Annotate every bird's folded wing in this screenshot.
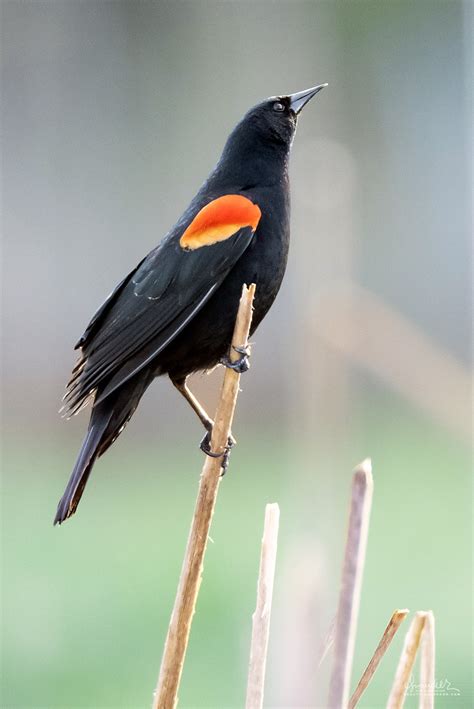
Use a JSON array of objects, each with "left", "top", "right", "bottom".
[
  {"left": 63, "top": 216, "right": 257, "bottom": 415},
  {"left": 74, "top": 256, "right": 147, "bottom": 351}
]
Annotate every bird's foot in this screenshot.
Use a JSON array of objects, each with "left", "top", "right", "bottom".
[
  {"left": 220, "top": 345, "right": 251, "bottom": 374},
  {"left": 199, "top": 431, "right": 236, "bottom": 475}
]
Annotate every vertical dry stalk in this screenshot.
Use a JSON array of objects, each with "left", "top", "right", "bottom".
[
  {"left": 152, "top": 283, "right": 256, "bottom": 709},
  {"left": 245, "top": 503, "right": 280, "bottom": 709},
  {"left": 387, "top": 611, "right": 427, "bottom": 709},
  {"left": 419, "top": 611, "right": 435, "bottom": 709},
  {"left": 348, "top": 609, "right": 409, "bottom": 708},
  {"left": 328, "top": 459, "right": 374, "bottom": 708}
]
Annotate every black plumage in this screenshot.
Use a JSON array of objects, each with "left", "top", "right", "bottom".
[{"left": 55, "top": 84, "right": 327, "bottom": 524}]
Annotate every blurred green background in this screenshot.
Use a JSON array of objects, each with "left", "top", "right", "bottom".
[{"left": 1, "top": 1, "right": 472, "bottom": 708}]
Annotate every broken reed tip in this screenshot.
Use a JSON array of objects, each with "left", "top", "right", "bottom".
[
  {"left": 354, "top": 458, "right": 372, "bottom": 477},
  {"left": 353, "top": 459, "right": 374, "bottom": 493},
  {"left": 266, "top": 502, "right": 280, "bottom": 512}
]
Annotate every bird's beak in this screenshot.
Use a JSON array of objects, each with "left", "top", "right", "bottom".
[{"left": 289, "top": 83, "right": 328, "bottom": 114}]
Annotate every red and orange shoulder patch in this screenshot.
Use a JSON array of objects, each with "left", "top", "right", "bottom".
[{"left": 180, "top": 194, "right": 261, "bottom": 250}]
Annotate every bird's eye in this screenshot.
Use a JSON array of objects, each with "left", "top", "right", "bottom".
[{"left": 273, "top": 101, "right": 285, "bottom": 112}]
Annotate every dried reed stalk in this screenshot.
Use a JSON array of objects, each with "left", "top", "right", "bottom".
[
  {"left": 348, "top": 609, "right": 409, "bottom": 708},
  {"left": 419, "top": 611, "right": 435, "bottom": 709},
  {"left": 387, "top": 611, "right": 427, "bottom": 709},
  {"left": 152, "top": 283, "right": 256, "bottom": 709},
  {"left": 327, "top": 459, "right": 374, "bottom": 708},
  {"left": 245, "top": 503, "right": 280, "bottom": 709}
]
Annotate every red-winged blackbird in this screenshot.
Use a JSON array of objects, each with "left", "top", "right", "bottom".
[{"left": 55, "top": 84, "right": 327, "bottom": 524}]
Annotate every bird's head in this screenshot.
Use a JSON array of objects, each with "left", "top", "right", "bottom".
[
  {"left": 245, "top": 84, "right": 328, "bottom": 146},
  {"left": 215, "top": 84, "right": 327, "bottom": 186}
]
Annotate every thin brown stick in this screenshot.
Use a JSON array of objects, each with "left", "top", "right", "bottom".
[
  {"left": 348, "top": 609, "right": 409, "bottom": 708},
  {"left": 152, "top": 283, "right": 256, "bottom": 709},
  {"left": 327, "top": 459, "right": 374, "bottom": 709},
  {"left": 387, "top": 611, "right": 427, "bottom": 709},
  {"left": 245, "top": 503, "right": 280, "bottom": 709},
  {"left": 314, "top": 284, "right": 470, "bottom": 440},
  {"left": 419, "top": 611, "right": 435, "bottom": 709}
]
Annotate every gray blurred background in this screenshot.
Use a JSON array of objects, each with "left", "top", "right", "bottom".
[{"left": 1, "top": 1, "right": 472, "bottom": 707}]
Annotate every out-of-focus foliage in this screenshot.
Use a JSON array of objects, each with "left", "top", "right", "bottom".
[{"left": 2, "top": 405, "right": 471, "bottom": 707}]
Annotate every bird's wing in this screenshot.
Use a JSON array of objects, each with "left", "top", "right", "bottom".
[
  {"left": 74, "top": 256, "right": 147, "bottom": 350},
  {"left": 63, "top": 194, "right": 261, "bottom": 415}
]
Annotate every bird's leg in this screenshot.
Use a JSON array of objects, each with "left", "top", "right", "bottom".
[
  {"left": 171, "top": 375, "right": 214, "bottom": 432},
  {"left": 219, "top": 344, "right": 251, "bottom": 374},
  {"left": 170, "top": 376, "right": 235, "bottom": 471}
]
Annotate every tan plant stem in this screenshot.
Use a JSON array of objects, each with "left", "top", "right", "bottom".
[
  {"left": 327, "top": 459, "right": 374, "bottom": 708},
  {"left": 348, "top": 609, "right": 409, "bottom": 708},
  {"left": 245, "top": 502, "right": 280, "bottom": 709},
  {"left": 387, "top": 611, "right": 427, "bottom": 709},
  {"left": 152, "top": 283, "right": 256, "bottom": 709},
  {"left": 419, "top": 611, "right": 435, "bottom": 709}
]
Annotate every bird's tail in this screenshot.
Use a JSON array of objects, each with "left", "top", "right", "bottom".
[
  {"left": 54, "top": 370, "right": 154, "bottom": 525},
  {"left": 54, "top": 408, "right": 112, "bottom": 525}
]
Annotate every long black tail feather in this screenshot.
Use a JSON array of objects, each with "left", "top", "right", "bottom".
[
  {"left": 54, "top": 410, "right": 112, "bottom": 525},
  {"left": 55, "top": 370, "right": 154, "bottom": 525}
]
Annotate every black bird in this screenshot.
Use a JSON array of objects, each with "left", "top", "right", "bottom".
[{"left": 55, "top": 84, "right": 327, "bottom": 524}]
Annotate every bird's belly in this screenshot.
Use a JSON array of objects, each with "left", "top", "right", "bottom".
[{"left": 158, "top": 228, "right": 289, "bottom": 380}]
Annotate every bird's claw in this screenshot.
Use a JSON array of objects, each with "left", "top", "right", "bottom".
[
  {"left": 199, "top": 431, "right": 236, "bottom": 475},
  {"left": 220, "top": 345, "right": 251, "bottom": 374}
]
